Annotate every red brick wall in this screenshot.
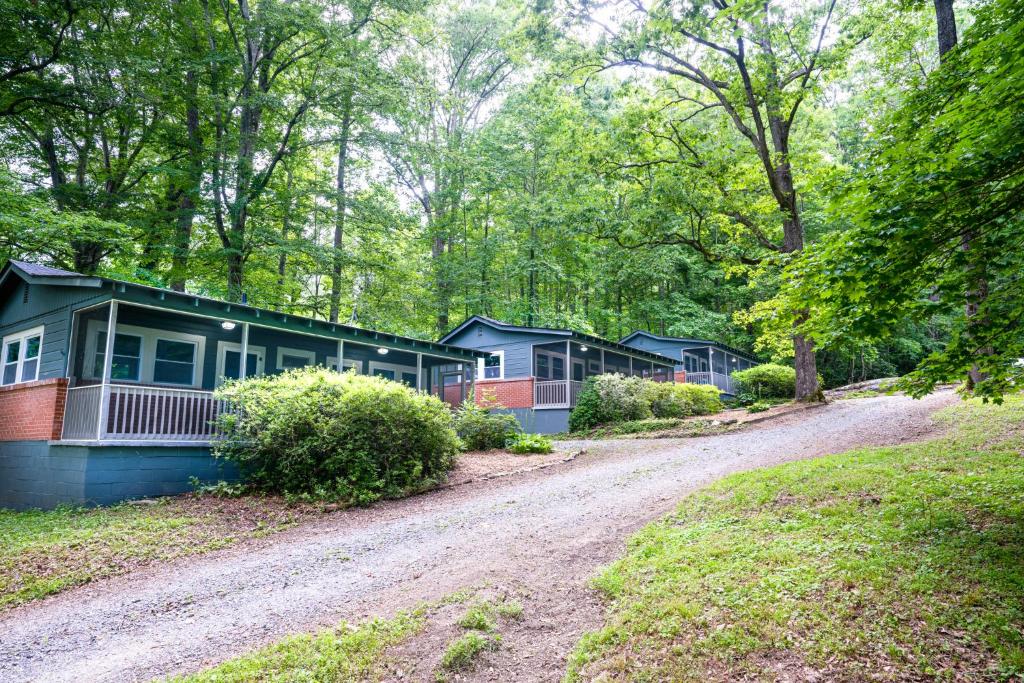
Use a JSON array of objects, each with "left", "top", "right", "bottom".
[
  {"left": 674, "top": 370, "right": 687, "bottom": 383},
  {"left": 0, "top": 378, "right": 68, "bottom": 441},
  {"left": 475, "top": 378, "right": 535, "bottom": 409}
]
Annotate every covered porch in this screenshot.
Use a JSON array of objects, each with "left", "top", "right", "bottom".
[
  {"left": 59, "top": 299, "right": 481, "bottom": 444},
  {"left": 680, "top": 346, "right": 755, "bottom": 396},
  {"left": 531, "top": 340, "right": 674, "bottom": 409}
]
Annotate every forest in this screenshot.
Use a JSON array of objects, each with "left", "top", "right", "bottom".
[{"left": 1, "top": 0, "right": 1020, "bottom": 398}]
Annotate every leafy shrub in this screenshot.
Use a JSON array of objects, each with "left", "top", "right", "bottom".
[
  {"left": 506, "top": 433, "right": 554, "bottom": 454},
  {"left": 747, "top": 401, "right": 773, "bottom": 413},
  {"left": 569, "top": 374, "right": 652, "bottom": 431},
  {"left": 453, "top": 400, "right": 521, "bottom": 450},
  {"left": 214, "top": 368, "right": 460, "bottom": 504},
  {"left": 571, "top": 375, "right": 723, "bottom": 431},
  {"left": 644, "top": 382, "right": 723, "bottom": 418},
  {"left": 733, "top": 363, "right": 796, "bottom": 399}
]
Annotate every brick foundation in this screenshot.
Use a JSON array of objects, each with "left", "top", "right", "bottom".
[
  {"left": 0, "top": 378, "right": 68, "bottom": 441},
  {"left": 674, "top": 370, "right": 687, "bottom": 383},
  {"left": 475, "top": 377, "right": 535, "bottom": 409}
]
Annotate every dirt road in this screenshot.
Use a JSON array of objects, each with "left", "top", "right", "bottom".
[{"left": 0, "top": 392, "right": 955, "bottom": 682}]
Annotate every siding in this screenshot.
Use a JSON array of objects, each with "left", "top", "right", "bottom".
[
  {"left": 0, "top": 282, "right": 109, "bottom": 380},
  {"left": 444, "top": 324, "right": 560, "bottom": 379}
]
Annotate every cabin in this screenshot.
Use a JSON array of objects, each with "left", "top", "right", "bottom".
[
  {"left": 0, "top": 260, "right": 486, "bottom": 510},
  {"left": 439, "top": 316, "right": 677, "bottom": 434},
  {"left": 619, "top": 331, "right": 760, "bottom": 396}
]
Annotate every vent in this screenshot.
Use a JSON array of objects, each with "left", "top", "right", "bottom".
[{"left": 22, "top": 283, "right": 29, "bottom": 304}]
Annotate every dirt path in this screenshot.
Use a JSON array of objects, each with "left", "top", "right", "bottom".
[{"left": 0, "top": 392, "right": 955, "bottom": 682}]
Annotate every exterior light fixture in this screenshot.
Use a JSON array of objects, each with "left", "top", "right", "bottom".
[
  {"left": 579, "top": 345, "right": 589, "bottom": 352},
  {"left": 377, "top": 347, "right": 389, "bottom": 355},
  {"left": 221, "top": 321, "right": 236, "bottom": 331}
]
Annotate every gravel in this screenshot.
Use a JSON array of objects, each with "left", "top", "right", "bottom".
[{"left": 0, "top": 392, "right": 955, "bottom": 682}]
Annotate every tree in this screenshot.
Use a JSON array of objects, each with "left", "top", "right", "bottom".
[{"left": 576, "top": 0, "right": 865, "bottom": 399}]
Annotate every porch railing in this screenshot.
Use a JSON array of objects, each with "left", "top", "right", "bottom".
[
  {"left": 61, "top": 384, "right": 232, "bottom": 442},
  {"left": 534, "top": 379, "right": 584, "bottom": 409},
  {"left": 684, "top": 371, "right": 737, "bottom": 395}
]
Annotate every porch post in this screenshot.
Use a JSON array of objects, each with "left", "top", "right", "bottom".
[
  {"left": 566, "top": 340, "right": 571, "bottom": 401},
  {"left": 336, "top": 339, "right": 344, "bottom": 372},
  {"left": 416, "top": 352, "right": 423, "bottom": 391},
  {"left": 629, "top": 356, "right": 633, "bottom": 376},
  {"left": 708, "top": 347, "right": 713, "bottom": 378},
  {"left": 96, "top": 300, "right": 118, "bottom": 440},
  {"left": 239, "top": 322, "right": 249, "bottom": 379},
  {"left": 600, "top": 348, "right": 605, "bottom": 374},
  {"left": 467, "top": 360, "right": 475, "bottom": 403}
]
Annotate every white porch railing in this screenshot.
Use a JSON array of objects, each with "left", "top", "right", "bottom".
[
  {"left": 61, "top": 384, "right": 232, "bottom": 442},
  {"left": 534, "top": 380, "right": 584, "bottom": 409},
  {"left": 684, "top": 371, "right": 737, "bottom": 395}
]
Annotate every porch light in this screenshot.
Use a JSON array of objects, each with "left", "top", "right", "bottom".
[
  {"left": 579, "top": 345, "right": 589, "bottom": 352},
  {"left": 220, "top": 321, "right": 236, "bottom": 331},
  {"left": 377, "top": 347, "right": 389, "bottom": 355}
]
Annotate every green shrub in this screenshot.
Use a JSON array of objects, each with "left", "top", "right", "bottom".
[
  {"left": 644, "top": 382, "right": 723, "bottom": 418},
  {"left": 733, "top": 363, "right": 796, "bottom": 399},
  {"left": 214, "top": 368, "right": 460, "bottom": 504},
  {"left": 453, "top": 401, "right": 521, "bottom": 451},
  {"left": 569, "top": 374, "right": 652, "bottom": 431},
  {"left": 506, "top": 433, "right": 554, "bottom": 454},
  {"left": 747, "top": 401, "right": 773, "bottom": 413},
  {"left": 441, "top": 632, "right": 497, "bottom": 671}
]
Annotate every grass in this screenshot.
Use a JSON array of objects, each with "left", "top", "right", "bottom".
[
  {"left": 0, "top": 495, "right": 312, "bottom": 609},
  {"left": 440, "top": 632, "right": 498, "bottom": 671},
  {"left": 566, "top": 395, "right": 1024, "bottom": 682},
  {"left": 170, "top": 610, "right": 425, "bottom": 682}
]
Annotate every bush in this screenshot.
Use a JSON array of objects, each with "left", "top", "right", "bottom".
[
  {"left": 643, "top": 382, "right": 723, "bottom": 418},
  {"left": 571, "top": 374, "right": 723, "bottom": 431},
  {"left": 733, "top": 363, "right": 796, "bottom": 399},
  {"left": 214, "top": 367, "right": 460, "bottom": 504},
  {"left": 569, "top": 374, "right": 652, "bottom": 432},
  {"left": 747, "top": 401, "right": 773, "bottom": 413},
  {"left": 506, "top": 433, "right": 554, "bottom": 454},
  {"left": 454, "top": 401, "right": 521, "bottom": 450}
]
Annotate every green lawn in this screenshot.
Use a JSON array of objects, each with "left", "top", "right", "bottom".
[
  {"left": 567, "top": 396, "right": 1024, "bottom": 682},
  {"left": 0, "top": 496, "right": 312, "bottom": 609}
]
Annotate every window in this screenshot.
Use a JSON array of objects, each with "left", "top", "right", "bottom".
[
  {"left": 276, "top": 347, "right": 316, "bottom": 371},
  {"left": 535, "top": 354, "right": 549, "bottom": 379},
  {"left": 551, "top": 356, "right": 565, "bottom": 380},
  {"left": 478, "top": 350, "right": 503, "bottom": 380},
  {"left": 401, "top": 372, "right": 418, "bottom": 386},
  {"left": 217, "top": 342, "right": 266, "bottom": 384},
  {"left": 1, "top": 326, "right": 43, "bottom": 385},
  {"left": 83, "top": 320, "right": 205, "bottom": 387},
  {"left": 93, "top": 331, "right": 143, "bottom": 382},
  {"left": 154, "top": 339, "right": 196, "bottom": 385},
  {"left": 372, "top": 368, "right": 396, "bottom": 380},
  {"left": 327, "top": 357, "right": 360, "bottom": 373}
]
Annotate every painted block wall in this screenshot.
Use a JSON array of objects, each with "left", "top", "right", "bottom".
[
  {"left": 0, "top": 378, "right": 67, "bottom": 441},
  {"left": 499, "top": 407, "right": 570, "bottom": 434},
  {"left": 0, "top": 441, "right": 237, "bottom": 510}
]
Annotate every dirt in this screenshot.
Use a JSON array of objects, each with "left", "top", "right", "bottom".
[{"left": 0, "top": 391, "right": 957, "bottom": 683}]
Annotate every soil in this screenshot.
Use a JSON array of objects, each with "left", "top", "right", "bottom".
[{"left": 0, "top": 391, "right": 956, "bottom": 683}]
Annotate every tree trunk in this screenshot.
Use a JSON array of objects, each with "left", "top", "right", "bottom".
[
  {"left": 170, "top": 70, "right": 202, "bottom": 292},
  {"left": 329, "top": 90, "right": 353, "bottom": 323},
  {"left": 933, "top": 0, "right": 958, "bottom": 61}
]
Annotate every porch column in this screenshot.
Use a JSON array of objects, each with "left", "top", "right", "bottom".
[
  {"left": 566, "top": 340, "right": 571, "bottom": 396},
  {"left": 467, "top": 361, "right": 475, "bottom": 403},
  {"left": 96, "top": 300, "right": 118, "bottom": 440},
  {"left": 629, "top": 356, "right": 633, "bottom": 376},
  {"left": 416, "top": 352, "right": 423, "bottom": 391},
  {"left": 336, "top": 339, "right": 344, "bottom": 372},
  {"left": 708, "top": 347, "right": 713, "bottom": 378},
  {"left": 239, "top": 322, "right": 250, "bottom": 379},
  {"left": 600, "top": 348, "right": 605, "bottom": 374}
]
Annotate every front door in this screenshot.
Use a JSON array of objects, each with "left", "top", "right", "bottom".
[
  {"left": 572, "top": 358, "right": 585, "bottom": 382},
  {"left": 217, "top": 342, "right": 265, "bottom": 385},
  {"left": 441, "top": 371, "right": 464, "bottom": 407}
]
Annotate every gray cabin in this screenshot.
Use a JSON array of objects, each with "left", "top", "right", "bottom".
[
  {"left": 439, "top": 316, "right": 678, "bottom": 434},
  {"left": 619, "top": 330, "right": 759, "bottom": 396},
  {"left": 0, "top": 260, "right": 485, "bottom": 510}
]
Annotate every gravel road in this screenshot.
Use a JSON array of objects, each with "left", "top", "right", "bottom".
[{"left": 0, "top": 392, "right": 955, "bottom": 682}]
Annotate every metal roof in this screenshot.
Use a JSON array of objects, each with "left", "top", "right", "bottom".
[
  {"left": 439, "top": 315, "right": 680, "bottom": 366},
  {"left": 1, "top": 259, "right": 486, "bottom": 360}
]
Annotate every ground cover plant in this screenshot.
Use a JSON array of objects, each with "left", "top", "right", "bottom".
[
  {"left": 0, "top": 496, "right": 312, "bottom": 609},
  {"left": 567, "top": 396, "right": 1024, "bottom": 681},
  {"left": 505, "top": 433, "right": 553, "bottom": 454},
  {"left": 215, "top": 368, "right": 460, "bottom": 504}
]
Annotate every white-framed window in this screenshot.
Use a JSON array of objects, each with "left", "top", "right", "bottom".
[
  {"left": 1, "top": 325, "right": 43, "bottom": 386},
  {"left": 326, "top": 356, "right": 360, "bottom": 373},
  {"left": 215, "top": 341, "right": 266, "bottom": 385},
  {"left": 478, "top": 350, "right": 503, "bottom": 380},
  {"left": 276, "top": 347, "right": 316, "bottom": 371},
  {"left": 369, "top": 360, "right": 419, "bottom": 387},
  {"left": 83, "top": 320, "right": 205, "bottom": 388},
  {"left": 534, "top": 349, "right": 566, "bottom": 380}
]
